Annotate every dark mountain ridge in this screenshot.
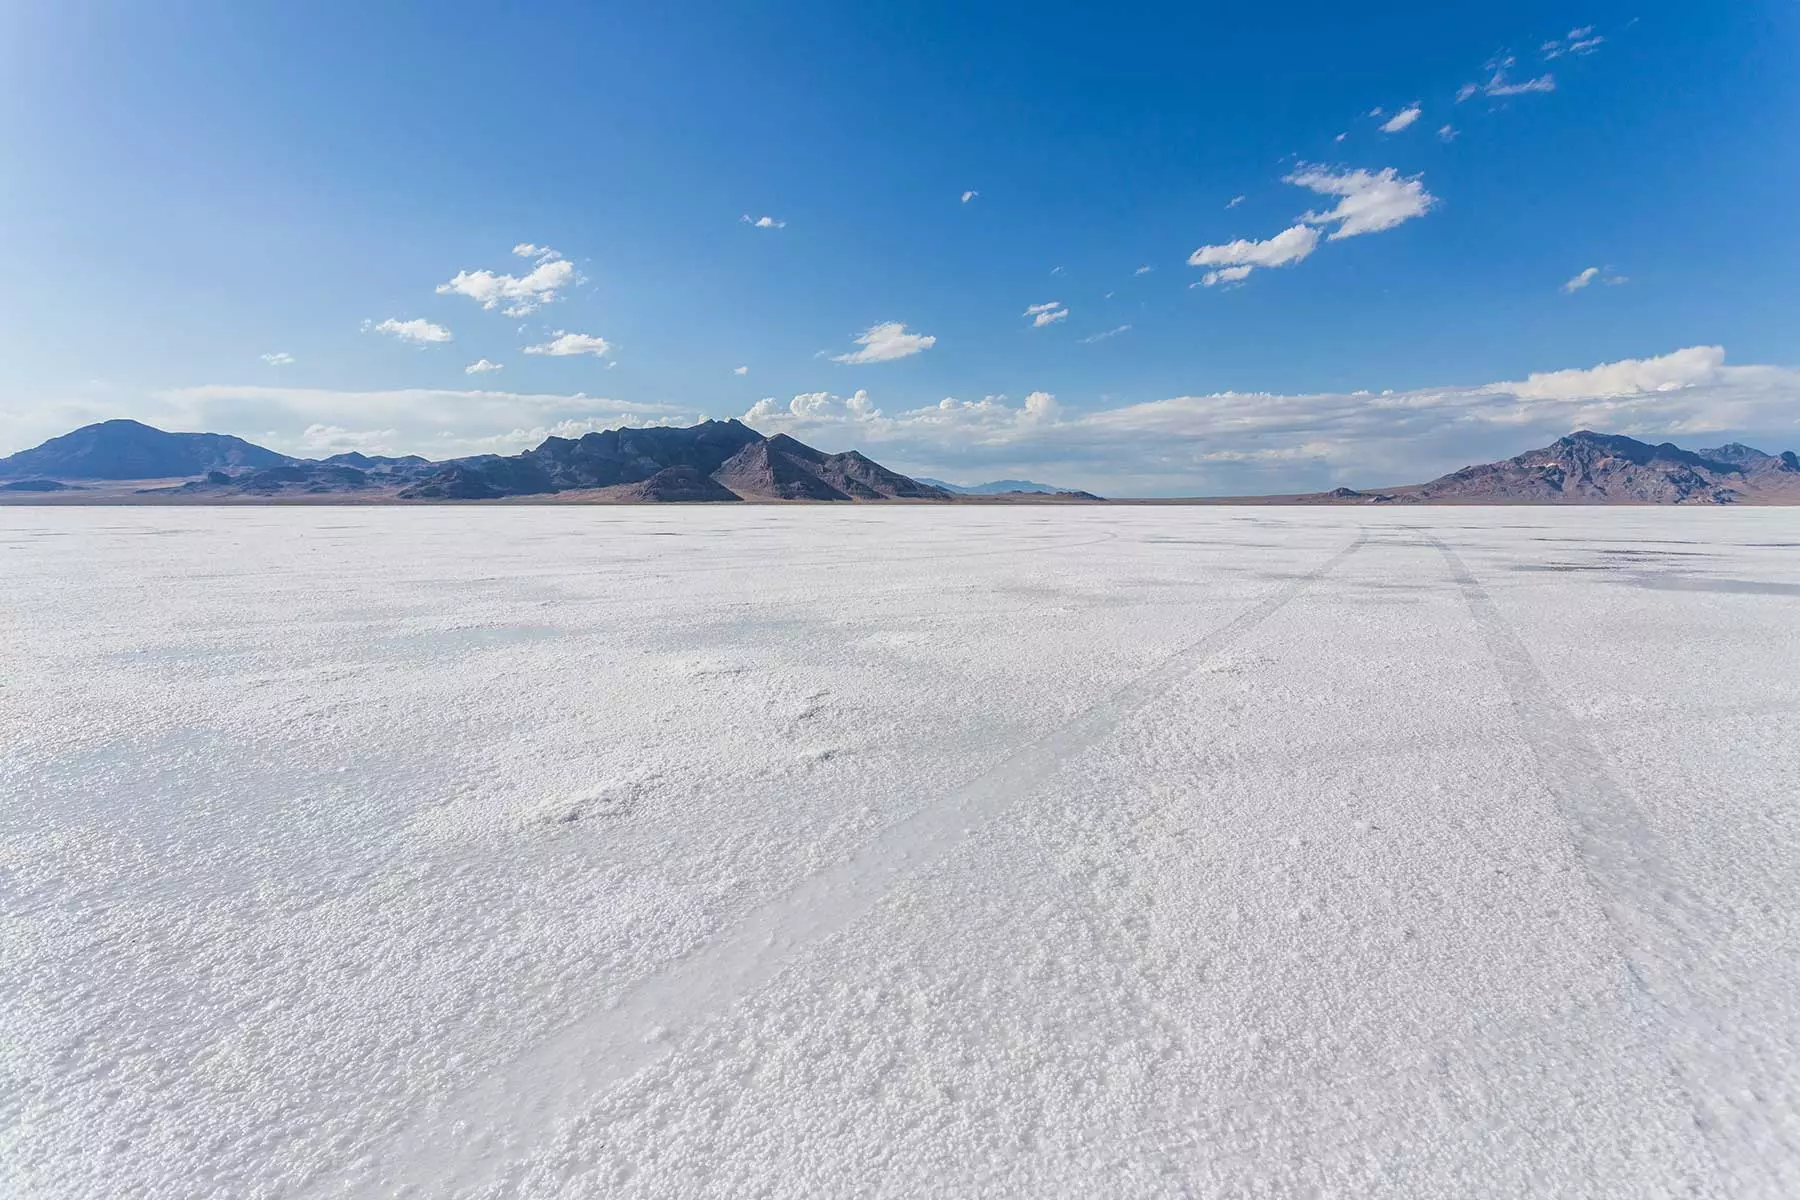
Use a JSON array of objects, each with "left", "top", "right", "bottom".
[
  {"left": 0, "top": 418, "right": 952, "bottom": 503},
  {"left": 1313, "top": 431, "right": 1800, "bottom": 505},
  {"left": 0, "top": 418, "right": 291, "bottom": 480}
]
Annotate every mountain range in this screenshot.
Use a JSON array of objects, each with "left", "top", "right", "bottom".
[
  {"left": 0, "top": 418, "right": 954, "bottom": 502},
  {"left": 3, "top": 421, "right": 1798, "bottom": 504},
  {"left": 1306, "top": 431, "right": 1800, "bottom": 506}
]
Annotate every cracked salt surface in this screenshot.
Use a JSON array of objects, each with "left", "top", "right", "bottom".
[{"left": 3, "top": 506, "right": 1798, "bottom": 1198}]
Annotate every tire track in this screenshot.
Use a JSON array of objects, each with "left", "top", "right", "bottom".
[
  {"left": 1419, "top": 531, "right": 1776, "bottom": 1196},
  {"left": 331, "top": 529, "right": 1370, "bottom": 1197}
]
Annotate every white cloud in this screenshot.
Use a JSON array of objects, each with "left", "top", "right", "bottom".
[
  {"left": 1134, "top": 265, "right": 1154, "bottom": 275},
  {"left": 1287, "top": 164, "right": 1436, "bottom": 239},
  {"left": 830, "top": 321, "right": 937, "bottom": 364},
  {"left": 260, "top": 352, "right": 295, "bottom": 367},
  {"left": 1542, "top": 27, "right": 1604, "bottom": 59},
  {"left": 1380, "top": 105, "right": 1422, "bottom": 133},
  {"left": 1472, "top": 70, "right": 1556, "bottom": 98},
  {"left": 1562, "top": 266, "right": 1627, "bottom": 293},
  {"left": 523, "top": 331, "right": 612, "bottom": 358},
  {"left": 961, "top": 190, "right": 979, "bottom": 203},
  {"left": 437, "top": 251, "right": 577, "bottom": 316},
  {"left": 1334, "top": 132, "right": 1347, "bottom": 142},
  {"left": 711, "top": 345, "right": 1800, "bottom": 495},
  {"left": 1368, "top": 107, "right": 1384, "bottom": 117},
  {"left": 1050, "top": 266, "right": 1066, "bottom": 276},
  {"left": 740, "top": 214, "right": 786, "bottom": 229},
  {"left": 1438, "top": 124, "right": 1457, "bottom": 141},
  {"left": 1562, "top": 266, "right": 1601, "bottom": 293},
  {"left": 1489, "top": 346, "right": 1725, "bottom": 400},
  {"left": 365, "top": 317, "right": 453, "bottom": 345},
  {"left": 1198, "top": 265, "right": 1255, "bottom": 288},
  {"left": 9, "top": 347, "right": 1797, "bottom": 498},
  {"left": 733, "top": 365, "right": 749, "bottom": 375},
  {"left": 1078, "top": 325, "right": 1131, "bottom": 343},
  {"left": 1226, "top": 195, "right": 1245, "bottom": 208},
  {"left": 464, "top": 358, "right": 503, "bottom": 374},
  {"left": 1026, "top": 303, "right": 1069, "bottom": 327},
  {"left": 1188, "top": 223, "right": 1320, "bottom": 285}
]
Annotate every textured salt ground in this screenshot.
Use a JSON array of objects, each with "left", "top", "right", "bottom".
[{"left": 2, "top": 508, "right": 1798, "bottom": 1198}]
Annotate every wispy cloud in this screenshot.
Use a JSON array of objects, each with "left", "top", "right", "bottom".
[
  {"left": 1380, "top": 105, "right": 1422, "bottom": 133},
  {"left": 1025, "top": 301, "right": 1069, "bottom": 327},
  {"left": 1437, "top": 124, "right": 1457, "bottom": 142},
  {"left": 364, "top": 318, "right": 452, "bottom": 345},
  {"left": 1542, "top": 26, "right": 1604, "bottom": 59},
  {"left": 260, "top": 352, "right": 295, "bottom": 367},
  {"left": 733, "top": 365, "right": 749, "bottom": 375},
  {"left": 523, "top": 331, "right": 611, "bottom": 357},
  {"left": 961, "top": 190, "right": 979, "bottom": 204},
  {"left": 1562, "top": 266, "right": 1627, "bottom": 293},
  {"left": 831, "top": 321, "right": 936, "bottom": 364},
  {"left": 1226, "top": 195, "right": 1244, "bottom": 209},
  {"left": 740, "top": 214, "right": 786, "bottom": 229},
  {"left": 1078, "top": 325, "right": 1131, "bottom": 343},
  {"left": 1133, "top": 265, "right": 1154, "bottom": 275}
]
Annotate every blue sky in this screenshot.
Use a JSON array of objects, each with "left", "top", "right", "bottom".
[{"left": 2, "top": 1, "right": 1796, "bottom": 493}]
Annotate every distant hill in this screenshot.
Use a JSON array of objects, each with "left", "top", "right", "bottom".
[
  {"left": 0, "top": 418, "right": 293, "bottom": 480},
  {"left": 917, "top": 477, "right": 1081, "bottom": 495},
  {"left": 1301, "top": 431, "right": 1800, "bottom": 505}
]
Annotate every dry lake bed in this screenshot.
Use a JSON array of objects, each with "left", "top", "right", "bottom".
[{"left": 4, "top": 506, "right": 1798, "bottom": 1198}]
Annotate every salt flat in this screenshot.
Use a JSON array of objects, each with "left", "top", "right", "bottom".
[{"left": 3, "top": 506, "right": 1798, "bottom": 1199}]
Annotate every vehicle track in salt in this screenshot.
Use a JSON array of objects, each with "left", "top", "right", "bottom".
[
  {"left": 1418, "top": 530, "right": 1778, "bottom": 1197},
  {"left": 329, "top": 529, "right": 1371, "bottom": 1198}
]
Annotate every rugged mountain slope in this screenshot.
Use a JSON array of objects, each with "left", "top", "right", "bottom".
[
  {"left": 0, "top": 419, "right": 293, "bottom": 479},
  {"left": 1409, "top": 431, "right": 1788, "bottom": 504},
  {"left": 400, "top": 420, "right": 949, "bottom": 502},
  {"left": 1303, "top": 431, "right": 1800, "bottom": 505}
]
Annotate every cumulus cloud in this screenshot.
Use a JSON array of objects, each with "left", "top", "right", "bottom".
[
  {"left": 437, "top": 250, "right": 577, "bottom": 317},
  {"left": 1490, "top": 346, "right": 1725, "bottom": 401},
  {"left": 261, "top": 352, "right": 295, "bottom": 367},
  {"left": 733, "top": 365, "right": 749, "bottom": 375},
  {"left": 1025, "top": 301, "right": 1069, "bottom": 327},
  {"left": 523, "top": 331, "right": 611, "bottom": 357},
  {"left": 831, "top": 321, "right": 936, "bottom": 364},
  {"left": 464, "top": 358, "right": 503, "bottom": 374},
  {"left": 1188, "top": 224, "right": 1320, "bottom": 284},
  {"left": 961, "top": 190, "right": 979, "bottom": 203},
  {"left": 701, "top": 345, "right": 1799, "bottom": 496},
  {"left": 1287, "top": 165, "right": 1436, "bottom": 238},
  {"left": 1380, "top": 105, "right": 1421, "bottom": 133},
  {"left": 1197, "top": 265, "right": 1255, "bottom": 288},
  {"left": 365, "top": 317, "right": 452, "bottom": 345},
  {"left": 1078, "top": 325, "right": 1131, "bottom": 343},
  {"left": 740, "top": 214, "right": 786, "bottom": 229},
  {"left": 9, "top": 346, "right": 1796, "bottom": 498}
]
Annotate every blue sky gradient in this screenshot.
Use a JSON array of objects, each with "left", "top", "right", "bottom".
[{"left": 2, "top": 1, "right": 1795, "bottom": 493}]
